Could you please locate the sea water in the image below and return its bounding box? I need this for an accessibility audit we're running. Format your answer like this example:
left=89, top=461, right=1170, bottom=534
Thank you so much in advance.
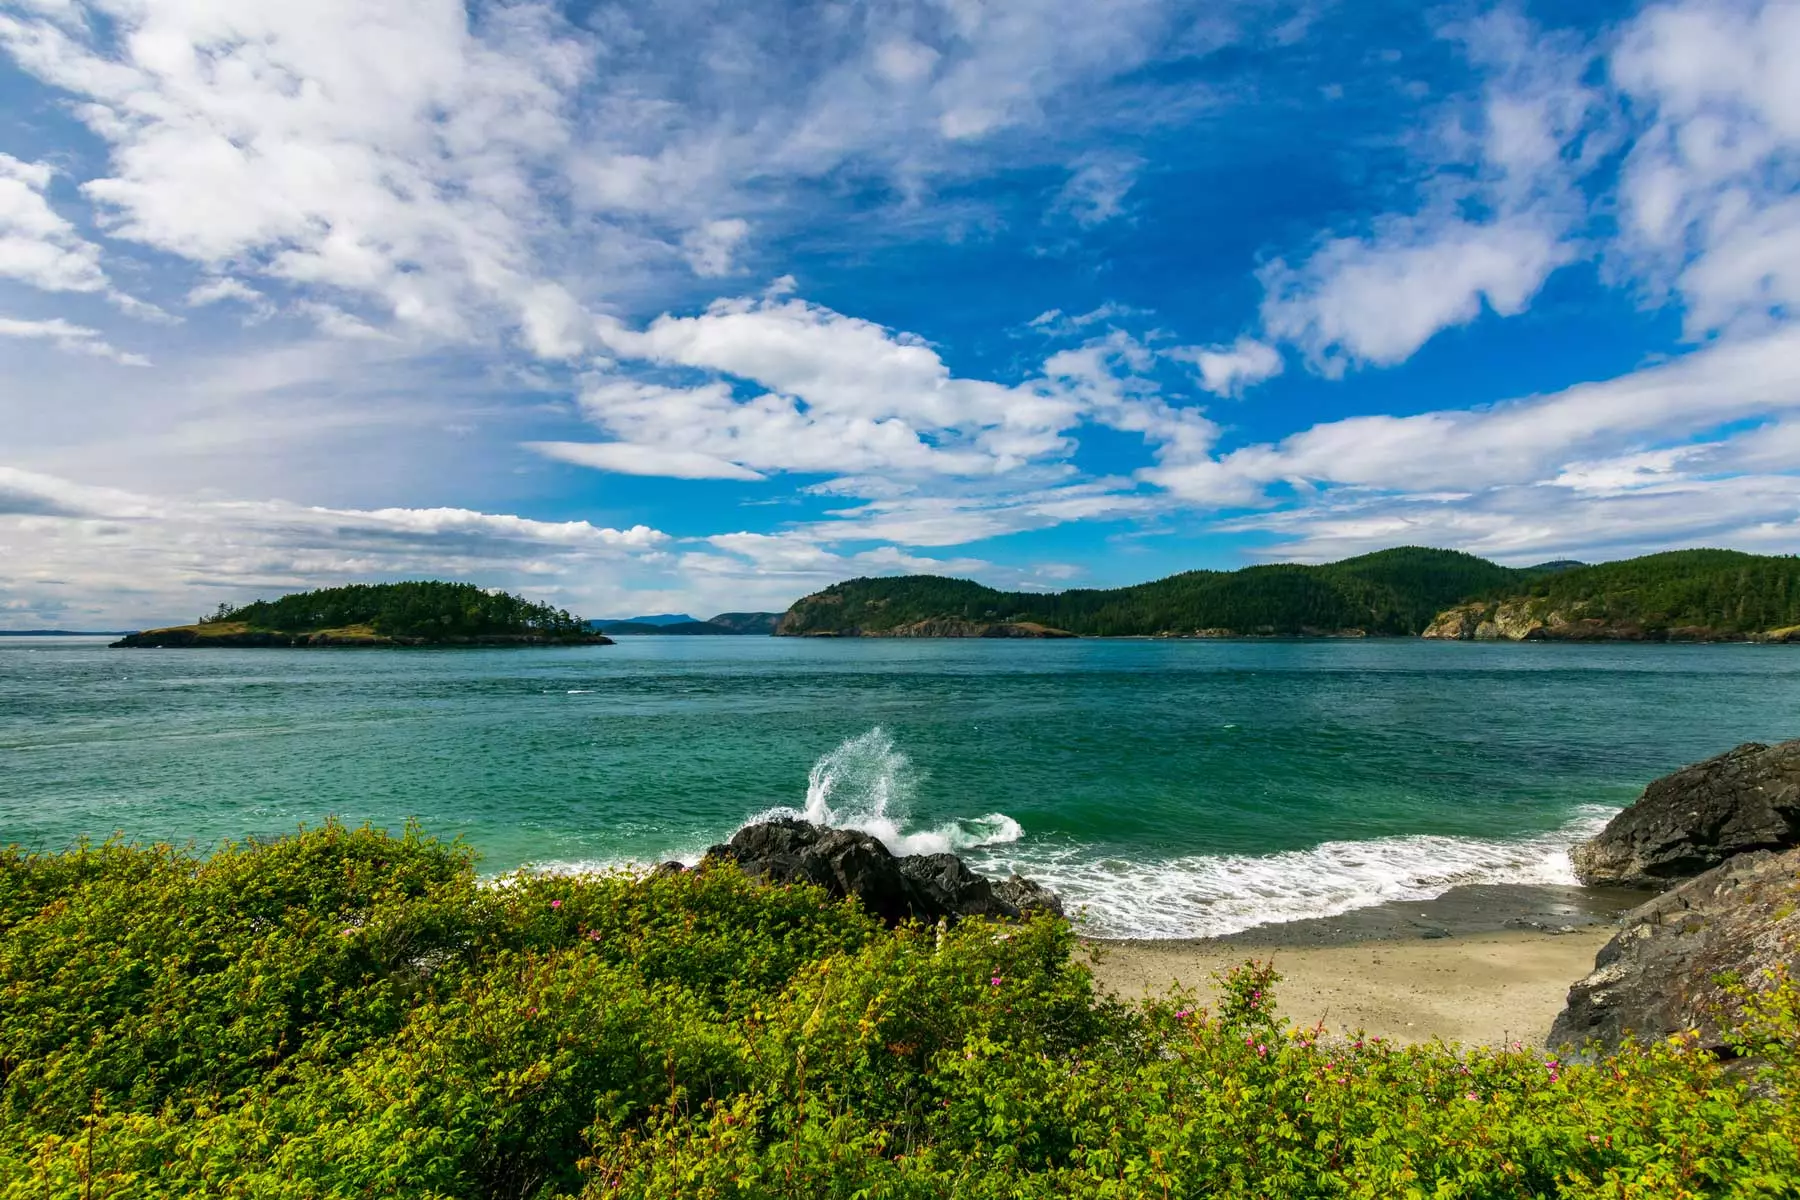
left=3, top=635, right=1794, bottom=937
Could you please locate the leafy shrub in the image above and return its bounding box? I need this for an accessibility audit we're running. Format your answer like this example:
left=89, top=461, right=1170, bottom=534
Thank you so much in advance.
left=1, top=826, right=1795, bottom=1198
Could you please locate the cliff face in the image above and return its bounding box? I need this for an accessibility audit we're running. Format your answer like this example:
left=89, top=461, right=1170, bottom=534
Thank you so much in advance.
left=1422, top=600, right=1800, bottom=643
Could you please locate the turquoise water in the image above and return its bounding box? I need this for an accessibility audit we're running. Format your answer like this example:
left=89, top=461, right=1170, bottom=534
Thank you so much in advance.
left=3, top=636, right=1794, bottom=936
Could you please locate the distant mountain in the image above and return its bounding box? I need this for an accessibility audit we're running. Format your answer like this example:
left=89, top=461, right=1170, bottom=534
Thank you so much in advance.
left=774, top=547, right=1800, bottom=641
left=590, top=613, right=698, bottom=628
left=591, top=611, right=782, bottom=635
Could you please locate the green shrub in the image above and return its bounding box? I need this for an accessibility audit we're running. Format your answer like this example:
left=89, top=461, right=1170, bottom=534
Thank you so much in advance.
left=1, top=826, right=1795, bottom=1198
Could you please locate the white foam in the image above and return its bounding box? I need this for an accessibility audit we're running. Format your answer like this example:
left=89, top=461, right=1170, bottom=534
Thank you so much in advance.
left=962, top=805, right=1620, bottom=939
left=743, top=727, right=1024, bottom=858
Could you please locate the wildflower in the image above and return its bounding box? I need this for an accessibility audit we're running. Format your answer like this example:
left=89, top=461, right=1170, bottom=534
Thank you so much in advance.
left=1174, top=1009, right=1190, bottom=1020
left=990, top=975, right=1002, bottom=987
left=586, top=930, right=603, bottom=942
left=1466, top=1092, right=1479, bottom=1102
left=550, top=899, right=563, bottom=909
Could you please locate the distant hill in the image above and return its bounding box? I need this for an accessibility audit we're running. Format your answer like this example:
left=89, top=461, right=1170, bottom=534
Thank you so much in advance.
left=591, top=613, right=698, bottom=627
left=1425, top=549, right=1800, bottom=642
left=0, top=629, right=135, bottom=636
left=592, top=612, right=782, bottom=635
left=113, top=582, right=610, bottom=648
left=775, top=547, right=1800, bottom=640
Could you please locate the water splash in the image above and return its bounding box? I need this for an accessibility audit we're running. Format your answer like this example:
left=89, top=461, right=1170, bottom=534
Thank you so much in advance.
left=744, top=727, right=1022, bottom=857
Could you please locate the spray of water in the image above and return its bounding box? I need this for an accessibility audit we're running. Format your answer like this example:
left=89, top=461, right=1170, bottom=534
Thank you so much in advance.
left=743, top=727, right=1022, bottom=856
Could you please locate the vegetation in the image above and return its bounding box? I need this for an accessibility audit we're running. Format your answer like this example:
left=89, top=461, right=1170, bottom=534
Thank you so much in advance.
left=1499, top=550, right=1800, bottom=636
left=778, top=547, right=1800, bottom=639
left=199, top=581, right=590, bottom=640
left=779, top=547, right=1537, bottom=637
left=2, top=825, right=1795, bottom=1198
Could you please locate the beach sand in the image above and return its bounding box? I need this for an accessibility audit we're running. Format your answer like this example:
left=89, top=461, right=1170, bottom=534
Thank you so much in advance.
left=1081, top=882, right=1649, bottom=1049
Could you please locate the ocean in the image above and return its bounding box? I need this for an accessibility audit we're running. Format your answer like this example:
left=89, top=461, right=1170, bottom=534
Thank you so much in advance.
left=3, top=635, right=1794, bottom=938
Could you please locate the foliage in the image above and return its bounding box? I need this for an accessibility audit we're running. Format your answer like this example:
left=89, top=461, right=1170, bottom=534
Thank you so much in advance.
left=205, top=581, right=589, bottom=640
left=1508, top=550, right=1800, bottom=635
left=780, top=548, right=1535, bottom=637
left=778, top=547, right=1800, bottom=638
left=2, top=827, right=1797, bottom=1198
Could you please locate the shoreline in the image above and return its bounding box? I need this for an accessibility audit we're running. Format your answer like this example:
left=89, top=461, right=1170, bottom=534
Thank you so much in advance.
left=1081, top=883, right=1649, bottom=1048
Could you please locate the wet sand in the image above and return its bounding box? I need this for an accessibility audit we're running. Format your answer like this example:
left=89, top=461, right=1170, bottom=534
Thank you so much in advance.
left=1082, top=883, right=1650, bottom=1049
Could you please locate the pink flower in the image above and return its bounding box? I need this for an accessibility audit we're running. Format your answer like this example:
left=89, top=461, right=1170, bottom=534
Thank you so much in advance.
left=1174, top=1009, right=1190, bottom=1020
left=990, top=975, right=1002, bottom=987
left=1466, top=1092, right=1479, bottom=1102
left=550, top=899, right=563, bottom=909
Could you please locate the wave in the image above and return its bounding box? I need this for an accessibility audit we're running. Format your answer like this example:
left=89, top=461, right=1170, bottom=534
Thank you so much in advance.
left=961, top=805, right=1619, bottom=939
left=742, top=727, right=1023, bottom=858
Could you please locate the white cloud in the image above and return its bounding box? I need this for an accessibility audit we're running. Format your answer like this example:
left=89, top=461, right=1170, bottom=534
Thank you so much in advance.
left=0, top=465, right=670, bottom=626
left=529, top=439, right=766, bottom=482
left=1259, top=8, right=1606, bottom=371
left=0, top=314, right=147, bottom=364
left=1261, top=217, right=1573, bottom=370
left=1611, top=0, right=1800, bottom=336
left=0, top=152, right=108, bottom=293
left=682, top=218, right=750, bottom=278
left=1054, top=153, right=1142, bottom=226
left=1171, top=336, right=1284, bottom=397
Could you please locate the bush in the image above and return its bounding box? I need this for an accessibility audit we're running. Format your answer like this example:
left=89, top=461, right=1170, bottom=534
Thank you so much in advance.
left=1, top=827, right=1794, bottom=1198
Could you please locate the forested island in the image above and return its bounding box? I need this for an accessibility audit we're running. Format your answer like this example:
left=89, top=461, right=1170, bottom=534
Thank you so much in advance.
left=775, top=547, right=1800, bottom=641
left=111, top=582, right=611, bottom=648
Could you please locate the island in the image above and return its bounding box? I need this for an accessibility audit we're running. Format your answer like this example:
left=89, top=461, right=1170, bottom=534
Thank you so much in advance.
left=110, top=581, right=612, bottom=648
left=774, top=546, right=1800, bottom=640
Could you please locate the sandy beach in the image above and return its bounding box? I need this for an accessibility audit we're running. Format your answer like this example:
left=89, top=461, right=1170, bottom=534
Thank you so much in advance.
left=1082, top=882, right=1647, bottom=1048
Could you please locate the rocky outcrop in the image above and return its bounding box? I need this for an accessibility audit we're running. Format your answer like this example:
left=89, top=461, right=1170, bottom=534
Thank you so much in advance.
left=1422, top=599, right=1784, bottom=642
left=1549, top=847, right=1800, bottom=1052
left=1571, top=741, right=1800, bottom=888
left=700, top=818, right=1063, bottom=925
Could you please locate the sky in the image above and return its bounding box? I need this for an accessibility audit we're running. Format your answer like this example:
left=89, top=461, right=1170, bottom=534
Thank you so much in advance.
left=1, top=0, right=1798, bottom=628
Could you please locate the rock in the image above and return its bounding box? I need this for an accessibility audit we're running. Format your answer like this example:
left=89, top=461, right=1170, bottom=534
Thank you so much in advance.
left=994, top=873, right=1065, bottom=918
left=1548, top=847, right=1800, bottom=1053
left=651, top=861, right=687, bottom=877
left=702, top=818, right=1061, bottom=925
left=1571, top=740, right=1800, bottom=888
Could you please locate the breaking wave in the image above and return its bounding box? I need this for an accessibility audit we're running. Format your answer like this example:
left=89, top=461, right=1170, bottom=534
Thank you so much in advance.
left=743, top=727, right=1023, bottom=857
left=961, top=805, right=1619, bottom=939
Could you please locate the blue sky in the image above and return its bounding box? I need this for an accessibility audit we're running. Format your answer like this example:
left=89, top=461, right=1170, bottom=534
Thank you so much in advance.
left=2, top=0, right=1797, bottom=627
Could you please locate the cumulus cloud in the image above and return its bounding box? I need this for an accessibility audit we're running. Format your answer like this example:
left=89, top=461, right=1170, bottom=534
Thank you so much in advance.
left=1170, top=337, right=1284, bottom=397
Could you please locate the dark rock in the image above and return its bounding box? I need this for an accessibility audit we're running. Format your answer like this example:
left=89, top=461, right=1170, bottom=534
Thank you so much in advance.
left=994, top=873, right=1065, bottom=918
left=1570, top=740, right=1800, bottom=888
left=1549, top=847, right=1800, bottom=1053
left=702, top=818, right=1061, bottom=925
left=651, top=861, right=687, bottom=877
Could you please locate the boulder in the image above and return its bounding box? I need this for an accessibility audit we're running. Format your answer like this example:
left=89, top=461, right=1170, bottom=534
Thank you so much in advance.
left=1570, top=740, right=1800, bottom=888
left=1549, top=847, right=1800, bottom=1053
left=702, top=818, right=1061, bottom=925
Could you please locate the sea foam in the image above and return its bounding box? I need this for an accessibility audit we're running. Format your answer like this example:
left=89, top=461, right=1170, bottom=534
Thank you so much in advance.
left=961, top=805, right=1619, bottom=939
